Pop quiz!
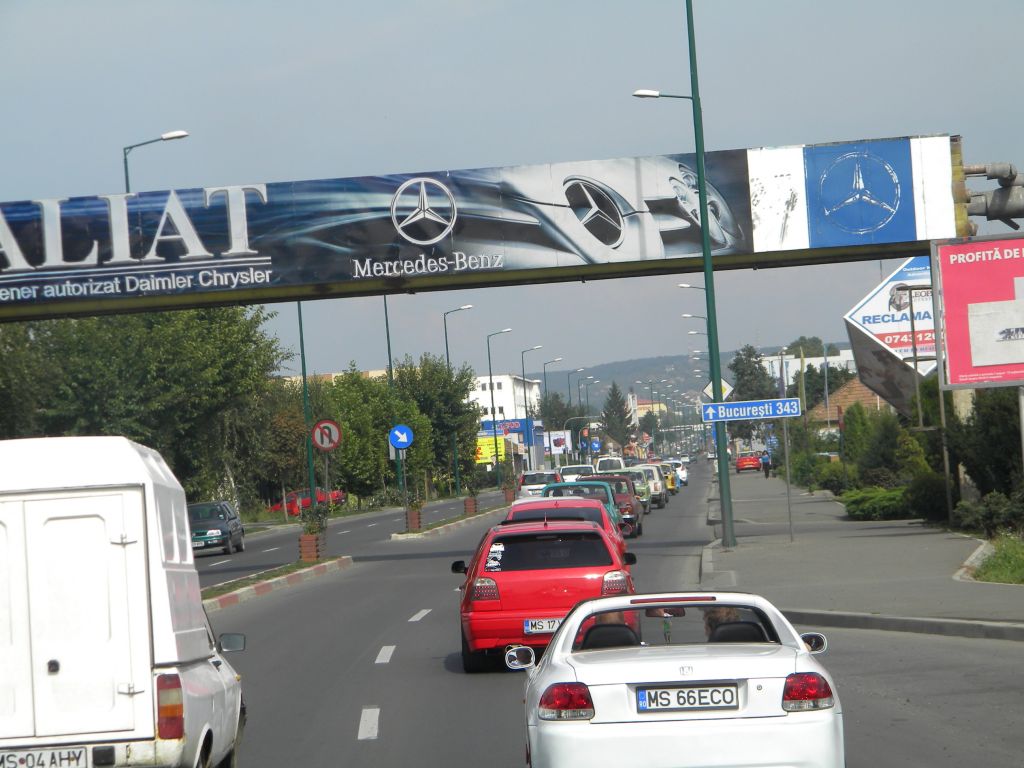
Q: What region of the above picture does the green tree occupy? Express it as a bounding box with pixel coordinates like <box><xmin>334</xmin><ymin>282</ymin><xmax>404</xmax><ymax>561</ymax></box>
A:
<box><xmin>728</xmin><ymin>345</ymin><xmax>776</xmax><ymax>440</ymax></box>
<box><xmin>841</xmin><ymin>402</ymin><xmax>871</xmax><ymax>465</ymax></box>
<box><xmin>787</xmin><ymin>364</ymin><xmax>856</xmax><ymax>412</ymax></box>
<box><xmin>784</xmin><ymin>336</ymin><xmax>825</xmax><ymax>358</ymax></box>
<box><xmin>600</xmin><ymin>382</ymin><xmax>631</xmax><ymax>447</ymax></box>
<box><xmin>950</xmin><ymin>387</ymin><xmax>1021</xmax><ymax>495</ymax></box>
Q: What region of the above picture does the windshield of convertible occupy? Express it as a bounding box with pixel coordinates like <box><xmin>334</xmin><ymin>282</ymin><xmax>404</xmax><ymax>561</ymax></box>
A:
<box><xmin>542</xmin><ymin>484</ymin><xmax>610</xmax><ymax>503</ymax></box>
<box><xmin>571</xmin><ymin>604</ymin><xmax>780</xmax><ymax>651</ymax></box>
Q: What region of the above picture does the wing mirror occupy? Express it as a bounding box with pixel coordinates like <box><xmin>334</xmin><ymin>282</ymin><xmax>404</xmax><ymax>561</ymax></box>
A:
<box><xmin>623</xmin><ymin>552</ymin><xmax>637</xmax><ymax>566</ymax></box>
<box><xmin>218</xmin><ymin>633</ymin><xmax>246</xmax><ymax>653</ymax></box>
<box><xmin>451</xmin><ymin>560</ymin><xmax>468</xmax><ymax>574</ymax></box>
<box><xmin>504</xmin><ymin>645</ymin><xmax>536</xmax><ymax>670</ymax></box>
<box><xmin>800</xmin><ymin>632</ymin><xmax>828</xmax><ymax>654</ymax></box>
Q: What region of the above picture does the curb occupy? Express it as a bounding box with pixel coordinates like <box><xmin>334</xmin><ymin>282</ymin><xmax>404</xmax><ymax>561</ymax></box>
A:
<box><xmin>202</xmin><ymin>556</ymin><xmax>354</xmax><ymax>614</ymax></box>
<box><xmin>953</xmin><ymin>539</ymin><xmax>994</xmax><ymax>581</ymax></box>
<box><xmin>389</xmin><ymin>505</ymin><xmax>507</xmax><ymax>540</ymax></box>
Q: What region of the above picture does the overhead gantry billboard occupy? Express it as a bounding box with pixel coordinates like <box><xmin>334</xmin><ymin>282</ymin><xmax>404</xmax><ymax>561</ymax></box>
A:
<box><xmin>0</xmin><ymin>134</ymin><xmax>965</xmax><ymax>321</ymax></box>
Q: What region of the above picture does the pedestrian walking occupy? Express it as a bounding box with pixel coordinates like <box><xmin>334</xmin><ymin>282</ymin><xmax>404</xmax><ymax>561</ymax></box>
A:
<box><xmin>760</xmin><ymin>450</ymin><xmax>771</xmax><ymax>479</ymax></box>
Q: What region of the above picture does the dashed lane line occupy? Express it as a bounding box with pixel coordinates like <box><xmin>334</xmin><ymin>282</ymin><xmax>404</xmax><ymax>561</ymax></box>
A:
<box><xmin>357</xmin><ymin>707</ymin><xmax>380</xmax><ymax>740</ymax></box>
<box><xmin>261</xmin><ymin>547</ymin><xmax>280</xmax><ymax>552</ymax></box>
<box><xmin>375</xmin><ymin>645</ymin><xmax>396</xmax><ymax>664</ymax></box>
<box><xmin>207</xmin><ymin>559</ymin><xmax>230</xmax><ymax>567</ymax></box>
<box><xmin>408</xmin><ymin>609</ymin><xmax>431</xmax><ymax>622</ymax></box>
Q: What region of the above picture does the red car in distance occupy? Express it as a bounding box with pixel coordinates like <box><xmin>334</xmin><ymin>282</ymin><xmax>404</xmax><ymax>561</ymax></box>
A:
<box><xmin>451</xmin><ymin>519</ymin><xmax>637</xmax><ymax>672</ymax></box>
<box><xmin>269</xmin><ymin>487</ymin><xmax>346</xmax><ymax>516</ymax></box>
<box><xmin>735</xmin><ymin>452</ymin><xmax>762</xmax><ymax>473</ymax></box>
<box><xmin>505</xmin><ymin>497</ymin><xmax>629</xmax><ymax>559</ymax></box>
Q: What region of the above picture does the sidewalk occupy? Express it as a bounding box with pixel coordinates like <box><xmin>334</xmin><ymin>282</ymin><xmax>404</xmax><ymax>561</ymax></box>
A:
<box><xmin>701</xmin><ymin>471</ymin><xmax>1024</xmax><ymax>641</ymax></box>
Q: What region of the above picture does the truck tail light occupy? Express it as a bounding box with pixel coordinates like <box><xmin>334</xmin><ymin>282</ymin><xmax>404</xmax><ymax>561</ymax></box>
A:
<box><xmin>538</xmin><ymin>682</ymin><xmax>594</xmax><ymax>720</ymax></box>
<box><xmin>156</xmin><ymin>674</ymin><xmax>184</xmax><ymax>739</ymax></box>
<box><xmin>470</xmin><ymin>577</ymin><xmax>499</xmax><ymax>601</ymax></box>
<box><xmin>602</xmin><ymin>570</ymin><xmax>629</xmax><ymax>596</ymax></box>
<box><xmin>782</xmin><ymin>673</ymin><xmax>834</xmax><ymax>711</ymax></box>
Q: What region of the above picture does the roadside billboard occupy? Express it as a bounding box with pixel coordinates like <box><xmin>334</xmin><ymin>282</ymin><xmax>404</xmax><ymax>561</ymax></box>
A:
<box><xmin>933</xmin><ymin>234</ymin><xmax>1024</xmax><ymax>388</ymax></box>
<box><xmin>844</xmin><ymin>256</ymin><xmax>935</xmax><ymax>415</ymax></box>
<box><xmin>544</xmin><ymin>429</ymin><xmax>571</xmax><ymax>456</ymax></box>
<box><xmin>0</xmin><ymin>135</ymin><xmax>960</xmax><ymax>321</ymax></box>
<box><xmin>474</xmin><ymin>435</ymin><xmax>507</xmax><ymax>464</ymax></box>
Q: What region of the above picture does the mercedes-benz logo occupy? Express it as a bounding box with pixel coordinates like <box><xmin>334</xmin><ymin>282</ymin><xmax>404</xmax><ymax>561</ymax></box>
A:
<box><xmin>819</xmin><ymin>151</ymin><xmax>900</xmax><ymax>234</ymax></box>
<box><xmin>391</xmin><ymin>177</ymin><xmax>458</xmax><ymax>246</ymax></box>
<box><xmin>563</xmin><ymin>177</ymin><xmax>624</xmax><ymax>247</ymax></box>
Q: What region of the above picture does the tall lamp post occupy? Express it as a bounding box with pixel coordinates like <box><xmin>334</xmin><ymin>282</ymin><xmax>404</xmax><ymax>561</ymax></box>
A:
<box><xmin>486</xmin><ymin>328</ymin><xmax>512</xmax><ymax>486</ymax></box>
<box><xmin>123</xmin><ymin>130</ymin><xmax>189</xmax><ymax>193</ymax></box>
<box><xmin>584</xmin><ymin>380</ymin><xmax>600</xmax><ymax>460</ymax></box>
<box><xmin>568</xmin><ymin>368</ymin><xmax>585</xmax><ymax>408</ymax></box>
<box><xmin>443</xmin><ymin>304</ymin><xmax>473</xmax><ymax>495</ymax></box>
<box><xmin>520</xmin><ymin>345</ymin><xmax>543</xmax><ymax>470</ymax></box>
<box><xmin>541</xmin><ymin>357</ymin><xmax>563</xmax><ymax>467</ymax></box>
<box><xmin>634</xmin><ymin>0</ymin><xmax>736</xmax><ymax>547</ymax></box>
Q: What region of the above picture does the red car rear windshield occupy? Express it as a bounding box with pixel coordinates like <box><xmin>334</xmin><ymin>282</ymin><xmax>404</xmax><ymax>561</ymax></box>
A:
<box><xmin>485</xmin><ymin>532</ymin><xmax>613</xmax><ymax>572</ymax></box>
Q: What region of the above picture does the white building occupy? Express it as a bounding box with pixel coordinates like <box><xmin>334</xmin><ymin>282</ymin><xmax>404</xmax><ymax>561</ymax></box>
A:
<box><xmin>761</xmin><ymin>349</ymin><xmax>856</xmax><ymax>387</ymax></box>
<box><xmin>468</xmin><ymin>374</ymin><xmax>541</xmax><ymax>422</ymax></box>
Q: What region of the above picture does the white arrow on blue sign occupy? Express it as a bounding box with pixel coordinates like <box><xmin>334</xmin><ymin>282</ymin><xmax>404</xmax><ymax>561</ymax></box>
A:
<box><xmin>389</xmin><ymin>424</ymin><xmax>415</xmax><ymax>449</ymax></box>
<box><xmin>701</xmin><ymin>398</ymin><xmax>802</xmax><ymax>423</ymax></box>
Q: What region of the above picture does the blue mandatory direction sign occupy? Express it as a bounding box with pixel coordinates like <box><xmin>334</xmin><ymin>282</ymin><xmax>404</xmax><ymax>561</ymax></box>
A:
<box><xmin>590</xmin><ymin>439</ymin><xmax>602</xmax><ymax>452</ymax></box>
<box><xmin>389</xmin><ymin>424</ymin><xmax>415</xmax><ymax>450</ymax></box>
<box><xmin>701</xmin><ymin>398</ymin><xmax>802</xmax><ymax>424</ymax></box>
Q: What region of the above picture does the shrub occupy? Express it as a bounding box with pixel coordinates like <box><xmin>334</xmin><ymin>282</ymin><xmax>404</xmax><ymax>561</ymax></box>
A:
<box><xmin>905</xmin><ymin>471</ymin><xmax>955</xmax><ymax>523</ymax></box>
<box><xmin>860</xmin><ymin>467</ymin><xmax>900</xmax><ymax>489</ymax></box>
<box><xmin>841</xmin><ymin>487</ymin><xmax>911</xmax><ymax>520</ymax></box>
<box><xmin>973</xmin><ymin>535</ymin><xmax>1024</xmax><ymax>584</ymax></box>
<box><xmin>815</xmin><ymin>462</ymin><xmax>858</xmax><ymax>495</ymax></box>
<box><xmin>953</xmin><ymin>491</ymin><xmax>1024</xmax><ymax>538</ymax></box>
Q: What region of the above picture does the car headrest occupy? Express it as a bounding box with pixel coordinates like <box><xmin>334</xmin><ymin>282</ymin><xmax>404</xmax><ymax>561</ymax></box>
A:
<box><xmin>707</xmin><ymin>621</ymin><xmax>768</xmax><ymax>643</ymax></box>
<box><xmin>581</xmin><ymin>623</ymin><xmax>640</xmax><ymax>650</ymax></box>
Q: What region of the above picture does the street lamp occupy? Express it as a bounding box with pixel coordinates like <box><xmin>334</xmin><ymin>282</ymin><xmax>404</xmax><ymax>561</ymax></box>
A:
<box><xmin>633</xmin><ymin>0</ymin><xmax>736</xmax><ymax>547</ymax></box>
<box><xmin>578</xmin><ymin>375</ymin><xmax>593</xmax><ymax>413</ymax></box>
<box><xmin>520</xmin><ymin>345</ymin><xmax>543</xmax><ymax>470</ymax></box>
<box><xmin>568</xmin><ymin>368</ymin><xmax>585</xmax><ymax>408</ymax></box>
<box><xmin>443</xmin><ymin>304</ymin><xmax>473</xmax><ymax>495</ymax></box>
<box><xmin>123</xmin><ymin>130</ymin><xmax>189</xmax><ymax>193</ymax></box>
<box><xmin>681</xmin><ymin>313</ymin><xmax>707</xmax><ymax>321</ymax></box>
<box><xmin>584</xmin><ymin>380</ymin><xmax>600</xmax><ymax>459</ymax></box>
<box><xmin>678</xmin><ymin>282</ymin><xmax>706</xmax><ymax>291</ymax></box>
<box><xmin>443</xmin><ymin>304</ymin><xmax>473</xmax><ymax>369</ymax></box>
<box><xmin>486</xmin><ymin>328</ymin><xmax>512</xmax><ymax>486</ymax></box>
<box><xmin>542</xmin><ymin>357</ymin><xmax>563</xmax><ymax>398</ymax></box>
<box><xmin>688</xmin><ymin>330</ymin><xmax>708</xmax><ymax>336</ymax></box>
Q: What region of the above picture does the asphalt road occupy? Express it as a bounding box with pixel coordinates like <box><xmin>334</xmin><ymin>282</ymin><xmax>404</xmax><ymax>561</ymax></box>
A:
<box><xmin>194</xmin><ymin>490</ymin><xmax>506</xmax><ymax>588</ymax></box>
<box><xmin>208</xmin><ymin>464</ymin><xmax>1021</xmax><ymax>766</ymax></box>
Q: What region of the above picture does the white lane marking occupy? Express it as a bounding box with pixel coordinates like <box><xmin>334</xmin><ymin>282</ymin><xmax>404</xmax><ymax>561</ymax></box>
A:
<box><xmin>375</xmin><ymin>645</ymin><xmax>396</xmax><ymax>664</ymax></box>
<box><xmin>337</xmin><ymin>529</ymin><xmax>351</xmax><ymax>535</ymax></box>
<box><xmin>408</xmin><ymin>609</ymin><xmax>431</xmax><ymax>622</ymax></box>
<box><xmin>208</xmin><ymin>559</ymin><xmax>230</xmax><ymax>567</ymax></box>
<box><xmin>261</xmin><ymin>547</ymin><xmax>280</xmax><ymax>552</ymax></box>
<box><xmin>357</xmin><ymin>707</ymin><xmax>380</xmax><ymax>740</ymax></box>
<box><xmin>367</xmin><ymin>523</ymin><xmax>377</xmax><ymax>528</ymax></box>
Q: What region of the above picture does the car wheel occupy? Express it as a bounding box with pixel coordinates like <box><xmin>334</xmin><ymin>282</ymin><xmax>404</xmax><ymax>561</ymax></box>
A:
<box><xmin>223</xmin><ymin>537</ymin><xmax>234</xmax><ymax>555</ymax></box>
<box><xmin>237</xmin><ymin>533</ymin><xmax>245</xmax><ymax>553</ymax></box>
<box><xmin>461</xmin><ymin>633</ymin><xmax>489</xmax><ymax>674</ymax></box>
<box><xmin>637</xmin><ymin>522</ymin><xmax>644</xmax><ymax>536</ymax></box>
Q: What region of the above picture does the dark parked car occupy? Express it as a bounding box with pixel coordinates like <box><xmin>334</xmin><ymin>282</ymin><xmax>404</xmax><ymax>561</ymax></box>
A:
<box><xmin>188</xmin><ymin>500</ymin><xmax>245</xmax><ymax>555</ymax></box>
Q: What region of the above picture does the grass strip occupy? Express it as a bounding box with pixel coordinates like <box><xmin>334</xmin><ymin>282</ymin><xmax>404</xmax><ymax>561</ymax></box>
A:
<box><xmin>201</xmin><ymin>558</ymin><xmax>345</xmax><ymax>600</ymax></box>
<box><xmin>974</xmin><ymin>535</ymin><xmax>1024</xmax><ymax>585</ymax></box>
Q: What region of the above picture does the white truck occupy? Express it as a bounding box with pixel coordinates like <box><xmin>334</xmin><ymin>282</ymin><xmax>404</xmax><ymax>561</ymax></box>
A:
<box><xmin>0</xmin><ymin>436</ymin><xmax>246</xmax><ymax>768</ymax></box>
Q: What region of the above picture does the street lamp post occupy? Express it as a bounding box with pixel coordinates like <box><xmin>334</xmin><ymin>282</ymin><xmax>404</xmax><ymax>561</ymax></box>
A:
<box><xmin>541</xmin><ymin>357</ymin><xmax>562</xmax><ymax>467</ymax></box>
<box><xmin>487</xmin><ymin>328</ymin><xmax>512</xmax><ymax>487</ymax></box>
<box><xmin>584</xmin><ymin>379</ymin><xmax>600</xmax><ymax>459</ymax></box>
<box><xmin>634</xmin><ymin>0</ymin><xmax>736</xmax><ymax>547</ymax></box>
<box><xmin>520</xmin><ymin>345</ymin><xmax>543</xmax><ymax>470</ymax></box>
<box><xmin>443</xmin><ymin>304</ymin><xmax>473</xmax><ymax>496</ymax></box>
<box><xmin>567</xmin><ymin>368</ymin><xmax>585</xmax><ymax>459</ymax></box>
<box><xmin>122</xmin><ymin>130</ymin><xmax>189</xmax><ymax>193</ymax></box>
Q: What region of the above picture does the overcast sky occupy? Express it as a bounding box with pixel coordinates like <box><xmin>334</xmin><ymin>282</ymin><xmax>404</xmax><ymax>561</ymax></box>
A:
<box><xmin>2</xmin><ymin>0</ymin><xmax>1020</xmax><ymax>380</ymax></box>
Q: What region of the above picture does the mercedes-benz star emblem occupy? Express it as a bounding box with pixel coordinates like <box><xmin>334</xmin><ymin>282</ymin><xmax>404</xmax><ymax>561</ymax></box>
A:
<box><xmin>564</xmin><ymin>178</ymin><xmax>624</xmax><ymax>247</ymax></box>
<box><xmin>819</xmin><ymin>151</ymin><xmax>900</xmax><ymax>234</ymax></box>
<box><xmin>391</xmin><ymin>177</ymin><xmax>458</xmax><ymax>246</ymax></box>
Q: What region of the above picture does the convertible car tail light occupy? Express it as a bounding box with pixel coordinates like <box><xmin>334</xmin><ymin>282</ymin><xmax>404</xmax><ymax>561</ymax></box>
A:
<box><xmin>538</xmin><ymin>682</ymin><xmax>595</xmax><ymax>720</ymax></box>
<box><xmin>782</xmin><ymin>673</ymin><xmax>834</xmax><ymax>711</ymax></box>
<box><xmin>470</xmin><ymin>577</ymin><xmax>499</xmax><ymax>601</ymax></box>
<box><xmin>156</xmin><ymin>674</ymin><xmax>184</xmax><ymax>739</ymax></box>
<box><xmin>602</xmin><ymin>570</ymin><xmax>629</xmax><ymax>596</ymax></box>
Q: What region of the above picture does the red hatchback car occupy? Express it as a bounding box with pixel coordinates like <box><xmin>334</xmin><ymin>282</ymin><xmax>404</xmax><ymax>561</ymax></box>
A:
<box><xmin>505</xmin><ymin>497</ymin><xmax>628</xmax><ymax>559</ymax></box>
<box><xmin>451</xmin><ymin>520</ymin><xmax>637</xmax><ymax>672</ymax></box>
<box><xmin>269</xmin><ymin>487</ymin><xmax>346</xmax><ymax>516</ymax></box>
<box><xmin>735</xmin><ymin>452</ymin><xmax>762</xmax><ymax>473</ymax></box>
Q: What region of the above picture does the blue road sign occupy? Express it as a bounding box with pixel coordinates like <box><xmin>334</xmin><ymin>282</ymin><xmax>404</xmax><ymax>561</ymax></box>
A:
<box><xmin>701</xmin><ymin>398</ymin><xmax>801</xmax><ymax>424</ymax></box>
<box><xmin>590</xmin><ymin>439</ymin><xmax>602</xmax><ymax>452</ymax></box>
<box><xmin>766</xmin><ymin>435</ymin><xmax>780</xmax><ymax>447</ymax></box>
<box><xmin>389</xmin><ymin>424</ymin><xmax>414</xmax><ymax>449</ymax></box>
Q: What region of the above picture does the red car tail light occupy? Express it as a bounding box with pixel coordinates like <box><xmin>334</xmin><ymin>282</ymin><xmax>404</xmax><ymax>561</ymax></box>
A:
<box><xmin>601</xmin><ymin>570</ymin><xmax>629</xmax><ymax>596</ymax></box>
<box><xmin>470</xmin><ymin>577</ymin><xmax>499</xmax><ymax>601</ymax></box>
<box><xmin>156</xmin><ymin>674</ymin><xmax>184</xmax><ymax>739</ymax></box>
<box><xmin>538</xmin><ymin>682</ymin><xmax>595</xmax><ymax>720</ymax></box>
<box><xmin>782</xmin><ymin>673</ymin><xmax>835</xmax><ymax>711</ymax></box>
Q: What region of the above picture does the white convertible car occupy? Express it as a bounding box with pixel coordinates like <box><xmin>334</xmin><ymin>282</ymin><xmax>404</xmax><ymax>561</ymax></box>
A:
<box><xmin>505</xmin><ymin>592</ymin><xmax>844</xmax><ymax>768</ymax></box>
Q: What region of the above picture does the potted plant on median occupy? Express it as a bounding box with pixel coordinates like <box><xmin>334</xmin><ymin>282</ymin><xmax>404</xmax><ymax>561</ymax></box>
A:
<box><xmin>298</xmin><ymin>504</ymin><xmax>327</xmax><ymax>562</ymax></box>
